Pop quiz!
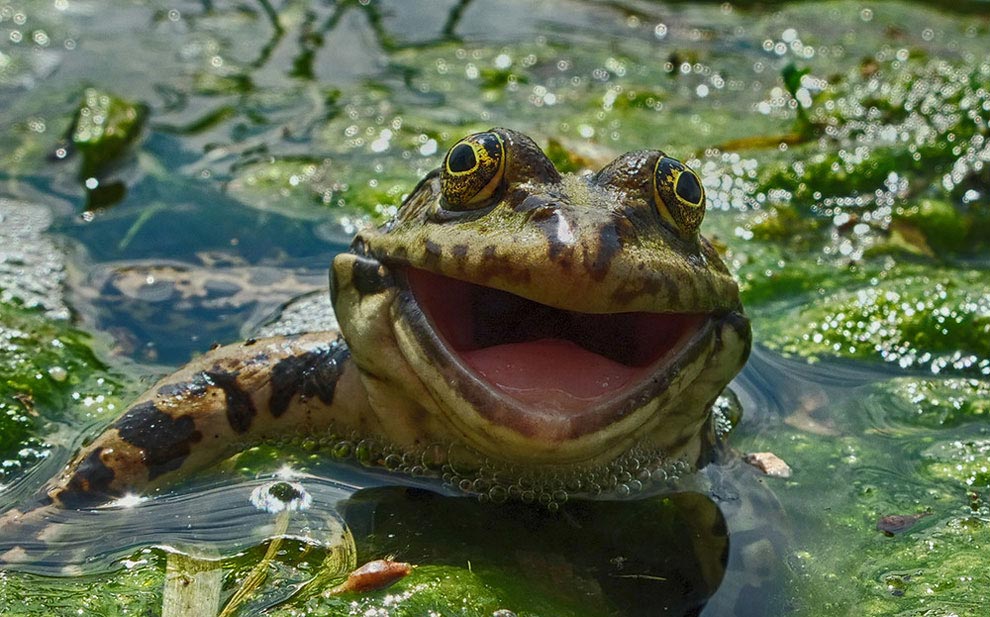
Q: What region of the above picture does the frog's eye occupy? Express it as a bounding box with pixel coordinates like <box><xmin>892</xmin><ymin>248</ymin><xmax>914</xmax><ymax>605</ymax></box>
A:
<box><xmin>652</xmin><ymin>155</ymin><xmax>706</xmax><ymax>235</ymax></box>
<box><xmin>440</xmin><ymin>131</ymin><xmax>506</xmax><ymax>209</ymax></box>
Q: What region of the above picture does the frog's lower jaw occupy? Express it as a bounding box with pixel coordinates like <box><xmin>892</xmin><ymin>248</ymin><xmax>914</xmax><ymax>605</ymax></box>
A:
<box><xmin>389</xmin><ymin>267</ymin><xmax>750</xmax><ymax>467</ymax></box>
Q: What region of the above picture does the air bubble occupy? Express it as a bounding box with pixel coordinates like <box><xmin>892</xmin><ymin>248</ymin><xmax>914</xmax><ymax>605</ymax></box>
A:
<box><xmin>355</xmin><ymin>439</ymin><xmax>382</xmax><ymax>466</ymax></box>
<box><xmin>489</xmin><ymin>485</ymin><xmax>508</xmax><ymax>503</ymax></box>
<box><xmin>383</xmin><ymin>453</ymin><xmax>403</xmax><ymax>470</ymax></box>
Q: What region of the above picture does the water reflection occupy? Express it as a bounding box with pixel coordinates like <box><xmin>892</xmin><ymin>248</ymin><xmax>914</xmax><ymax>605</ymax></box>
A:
<box><xmin>0</xmin><ymin>473</ymin><xmax>358</xmax><ymax>576</ymax></box>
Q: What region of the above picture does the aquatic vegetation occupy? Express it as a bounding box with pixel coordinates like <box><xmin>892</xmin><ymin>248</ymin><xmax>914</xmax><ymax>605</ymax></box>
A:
<box><xmin>760</xmin><ymin>268</ymin><xmax>990</xmax><ymax>376</ymax></box>
<box><xmin>69</xmin><ymin>88</ymin><xmax>147</xmax><ymax>180</ymax></box>
<box><xmin>0</xmin><ymin>300</ymin><xmax>119</xmax><ymax>465</ymax></box>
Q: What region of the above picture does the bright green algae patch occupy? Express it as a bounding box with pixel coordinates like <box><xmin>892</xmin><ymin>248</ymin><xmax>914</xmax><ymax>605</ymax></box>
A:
<box><xmin>760</xmin><ymin>268</ymin><xmax>990</xmax><ymax>375</ymax></box>
<box><xmin>714</xmin><ymin>57</ymin><xmax>990</xmax><ymax>378</ymax></box>
<box><xmin>0</xmin><ymin>550</ymin><xmax>164</xmax><ymax>616</ymax></box>
<box><xmin>0</xmin><ymin>300</ymin><xmax>123</xmax><ymax>485</ymax></box>
<box><xmin>70</xmin><ymin>88</ymin><xmax>147</xmax><ymax>180</ymax></box>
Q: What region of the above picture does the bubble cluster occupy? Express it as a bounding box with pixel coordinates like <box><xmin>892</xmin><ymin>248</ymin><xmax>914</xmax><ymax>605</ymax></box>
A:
<box><xmin>275</xmin><ymin>426</ymin><xmax>692</xmax><ymax>510</ymax></box>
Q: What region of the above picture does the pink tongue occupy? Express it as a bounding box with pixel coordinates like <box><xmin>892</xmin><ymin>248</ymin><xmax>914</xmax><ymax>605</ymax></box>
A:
<box><xmin>462</xmin><ymin>339</ymin><xmax>639</xmax><ymax>414</ymax></box>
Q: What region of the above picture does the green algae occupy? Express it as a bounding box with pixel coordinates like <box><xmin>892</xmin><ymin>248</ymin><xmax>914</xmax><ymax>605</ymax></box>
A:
<box><xmin>0</xmin><ymin>300</ymin><xmax>123</xmax><ymax>484</ymax></box>
<box><xmin>273</xmin><ymin>564</ymin><xmax>599</xmax><ymax>617</ymax></box>
<box><xmin>0</xmin><ymin>551</ymin><xmax>165</xmax><ymax>616</ymax></box>
<box><xmin>875</xmin><ymin>377</ymin><xmax>990</xmax><ymax>429</ymax></box>
<box><xmin>70</xmin><ymin>88</ymin><xmax>147</xmax><ymax>180</ymax></box>
<box><xmin>757</xmin><ymin>268</ymin><xmax>990</xmax><ymax>376</ymax></box>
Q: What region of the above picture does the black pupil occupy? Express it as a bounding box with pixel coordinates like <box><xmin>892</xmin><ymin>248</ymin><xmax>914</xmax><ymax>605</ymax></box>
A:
<box><xmin>448</xmin><ymin>143</ymin><xmax>478</xmax><ymax>173</ymax></box>
<box><xmin>676</xmin><ymin>172</ymin><xmax>702</xmax><ymax>205</ymax></box>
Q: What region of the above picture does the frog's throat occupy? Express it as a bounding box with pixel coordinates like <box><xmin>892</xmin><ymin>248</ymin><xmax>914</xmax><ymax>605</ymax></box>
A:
<box><xmin>331</xmin><ymin>252</ymin><xmax>751</xmax><ymax>467</ymax></box>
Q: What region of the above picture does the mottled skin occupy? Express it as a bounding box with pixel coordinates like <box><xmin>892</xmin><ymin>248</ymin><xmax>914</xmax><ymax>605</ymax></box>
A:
<box><xmin>4</xmin><ymin>128</ymin><xmax>751</xmax><ymax>524</ymax></box>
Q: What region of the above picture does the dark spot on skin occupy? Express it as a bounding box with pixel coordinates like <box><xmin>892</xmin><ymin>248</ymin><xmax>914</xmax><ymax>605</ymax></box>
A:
<box><xmin>268</xmin><ymin>340</ymin><xmax>351</xmax><ymax>417</ymax></box>
<box><xmin>532</xmin><ymin>207</ymin><xmax>571</xmax><ymax>262</ymax></box>
<box><xmin>244</xmin><ymin>338</ymin><xmax>257</xmax><ymax>346</ymax></box>
<box><xmin>469</xmin><ymin>243</ymin><xmax>532</xmax><ymax>286</ymax></box>
<box><xmin>59</xmin><ymin>448</ymin><xmax>117</xmax><ymax>507</ymax></box>
<box><xmin>114</xmin><ymin>401</ymin><xmax>203</xmax><ymax>480</ymax></box>
<box><xmin>351</xmin><ymin>256</ymin><xmax>393</xmax><ymax>296</ymax></box>
<box><xmin>590</xmin><ymin>221</ymin><xmax>622</xmax><ymax>280</ymax></box>
<box><xmin>451</xmin><ymin>244</ymin><xmax>469</xmax><ymax>259</ymax></box>
<box><xmin>608</xmin><ymin>270</ymin><xmax>677</xmax><ymax>307</ymax></box>
<box><xmin>423</xmin><ymin>239</ymin><xmax>443</xmax><ymax>270</ymax></box>
<box><xmin>210</xmin><ymin>342</ymin><xmax>222</xmax><ymax>350</ymax></box>
<box><xmin>204</xmin><ymin>369</ymin><xmax>256</xmax><ymax>434</ymax></box>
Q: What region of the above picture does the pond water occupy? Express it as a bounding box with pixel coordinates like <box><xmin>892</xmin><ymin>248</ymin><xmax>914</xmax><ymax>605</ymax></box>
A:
<box><xmin>1</xmin><ymin>0</ymin><xmax>989</xmax><ymax>615</ymax></box>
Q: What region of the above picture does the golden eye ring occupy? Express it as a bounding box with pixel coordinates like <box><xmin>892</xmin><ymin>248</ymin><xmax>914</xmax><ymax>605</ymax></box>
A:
<box><xmin>652</xmin><ymin>155</ymin><xmax>706</xmax><ymax>235</ymax></box>
<box><xmin>440</xmin><ymin>131</ymin><xmax>506</xmax><ymax>209</ymax></box>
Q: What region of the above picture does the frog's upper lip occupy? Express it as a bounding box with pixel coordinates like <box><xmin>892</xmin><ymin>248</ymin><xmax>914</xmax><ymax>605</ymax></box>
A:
<box><xmin>397</xmin><ymin>266</ymin><xmax>718</xmax><ymax>441</ymax></box>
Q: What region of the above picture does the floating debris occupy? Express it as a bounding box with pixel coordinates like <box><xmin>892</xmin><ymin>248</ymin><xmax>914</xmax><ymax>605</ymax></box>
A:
<box><xmin>876</xmin><ymin>511</ymin><xmax>932</xmax><ymax>537</ymax></box>
<box><xmin>744</xmin><ymin>452</ymin><xmax>793</xmax><ymax>478</ymax></box>
<box><xmin>248</xmin><ymin>480</ymin><xmax>312</xmax><ymax>514</ymax></box>
<box><xmin>328</xmin><ymin>559</ymin><xmax>413</xmax><ymax>596</ymax></box>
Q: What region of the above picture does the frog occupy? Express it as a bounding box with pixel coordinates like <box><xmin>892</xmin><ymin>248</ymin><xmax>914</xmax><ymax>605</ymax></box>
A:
<box><xmin>2</xmin><ymin>128</ymin><xmax>768</xmax><ymax>612</ymax></box>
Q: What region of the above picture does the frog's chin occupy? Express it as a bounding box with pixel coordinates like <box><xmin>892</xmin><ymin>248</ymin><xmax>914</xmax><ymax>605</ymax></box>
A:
<box><xmin>394</xmin><ymin>267</ymin><xmax>731</xmax><ymax>464</ymax></box>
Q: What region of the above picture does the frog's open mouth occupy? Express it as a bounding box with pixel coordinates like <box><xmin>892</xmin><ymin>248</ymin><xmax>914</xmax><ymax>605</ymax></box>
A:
<box><xmin>405</xmin><ymin>268</ymin><xmax>707</xmax><ymax>416</ymax></box>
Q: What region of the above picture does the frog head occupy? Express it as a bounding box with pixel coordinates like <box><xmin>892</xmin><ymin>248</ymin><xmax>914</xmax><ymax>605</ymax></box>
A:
<box><xmin>331</xmin><ymin>128</ymin><xmax>750</xmax><ymax>472</ymax></box>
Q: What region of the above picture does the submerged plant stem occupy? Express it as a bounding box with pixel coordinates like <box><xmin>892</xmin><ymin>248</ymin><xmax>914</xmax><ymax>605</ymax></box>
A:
<box><xmin>218</xmin><ymin>509</ymin><xmax>292</xmax><ymax>617</ymax></box>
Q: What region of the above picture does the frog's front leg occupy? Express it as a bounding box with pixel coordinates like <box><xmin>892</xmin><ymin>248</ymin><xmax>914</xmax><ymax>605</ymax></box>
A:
<box><xmin>42</xmin><ymin>331</ymin><xmax>374</xmax><ymax>510</ymax></box>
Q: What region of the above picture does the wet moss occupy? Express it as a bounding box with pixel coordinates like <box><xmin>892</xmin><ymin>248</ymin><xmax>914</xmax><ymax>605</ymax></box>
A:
<box><xmin>70</xmin><ymin>88</ymin><xmax>147</xmax><ymax>179</ymax></box>
<box><xmin>874</xmin><ymin>377</ymin><xmax>990</xmax><ymax>428</ymax></box>
<box><xmin>0</xmin><ymin>549</ymin><xmax>164</xmax><ymax>615</ymax></box>
<box><xmin>273</xmin><ymin>564</ymin><xmax>599</xmax><ymax>617</ymax></box>
<box><xmin>756</xmin><ymin>268</ymin><xmax>990</xmax><ymax>376</ymax></box>
<box><xmin>890</xmin><ymin>199</ymin><xmax>978</xmax><ymax>256</ymax></box>
<box><xmin>0</xmin><ymin>300</ymin><xmax>123</xmax><ymax>483</ymax></box>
